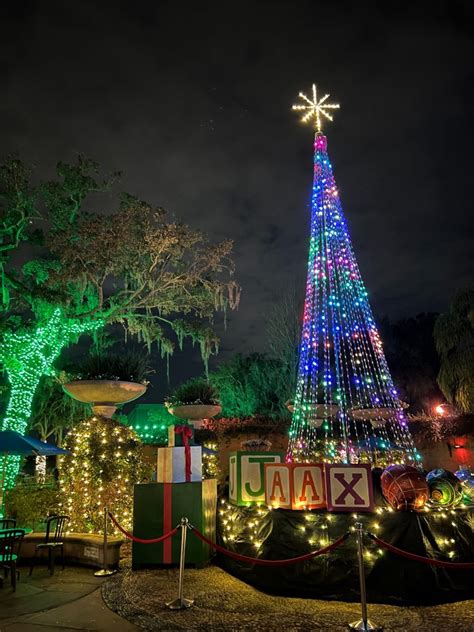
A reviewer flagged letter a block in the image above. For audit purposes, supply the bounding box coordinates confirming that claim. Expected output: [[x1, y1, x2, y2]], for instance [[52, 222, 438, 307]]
[[292, 464, 325, 510], [264, 463, 326, 510], [229, 451, 283, 506], [264, 464, 292, 508], [325, 464, 374, 512]]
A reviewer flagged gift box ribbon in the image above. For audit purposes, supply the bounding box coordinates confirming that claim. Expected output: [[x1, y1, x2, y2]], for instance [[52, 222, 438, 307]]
[[175, 425, 193, 482]]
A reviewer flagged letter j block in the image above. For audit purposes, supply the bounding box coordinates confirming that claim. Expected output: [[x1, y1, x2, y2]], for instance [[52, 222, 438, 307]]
[[229, 451, 283, 506]]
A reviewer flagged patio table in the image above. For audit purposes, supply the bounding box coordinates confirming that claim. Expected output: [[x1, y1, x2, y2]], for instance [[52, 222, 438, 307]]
[[0, 527, 33, 537], [0, 527, 33, 538]]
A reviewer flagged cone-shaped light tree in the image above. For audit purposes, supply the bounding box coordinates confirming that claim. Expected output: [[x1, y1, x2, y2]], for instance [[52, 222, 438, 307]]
[[288, 85, 420, 465]]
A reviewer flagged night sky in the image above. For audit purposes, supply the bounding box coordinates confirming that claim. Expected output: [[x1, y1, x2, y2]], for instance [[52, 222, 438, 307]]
[[1, 1, 473, 393]]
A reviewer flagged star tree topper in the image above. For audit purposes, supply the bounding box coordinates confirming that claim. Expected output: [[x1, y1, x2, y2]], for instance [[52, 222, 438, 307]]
[[292, 84, 340, 133]]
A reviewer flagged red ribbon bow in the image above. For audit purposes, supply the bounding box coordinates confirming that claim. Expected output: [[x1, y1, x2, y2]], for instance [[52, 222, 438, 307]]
[[175, 425, 193, 482]]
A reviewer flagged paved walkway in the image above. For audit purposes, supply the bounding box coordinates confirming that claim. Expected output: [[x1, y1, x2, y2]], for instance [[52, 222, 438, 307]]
[[0, 566, 137, 631], [1, 564, 473, 631]]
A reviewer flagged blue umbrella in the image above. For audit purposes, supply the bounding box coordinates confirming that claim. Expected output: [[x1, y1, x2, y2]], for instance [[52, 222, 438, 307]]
[[0, 430, 71, 456]]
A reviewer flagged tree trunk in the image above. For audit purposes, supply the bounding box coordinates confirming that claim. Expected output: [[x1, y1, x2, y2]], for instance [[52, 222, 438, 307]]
[[35, 454, 47, 484], [0, 309, 102, 506], [1, 371, 43, 492]]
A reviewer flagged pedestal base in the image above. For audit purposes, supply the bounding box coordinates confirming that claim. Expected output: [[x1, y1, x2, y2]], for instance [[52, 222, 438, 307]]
[[94, 568, 117, 577], [348, 619, 383, 631], [166, 597, 194, 610]]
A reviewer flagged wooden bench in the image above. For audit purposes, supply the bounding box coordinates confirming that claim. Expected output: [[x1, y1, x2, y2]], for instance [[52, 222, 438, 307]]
[[20, 532, 123, 569]]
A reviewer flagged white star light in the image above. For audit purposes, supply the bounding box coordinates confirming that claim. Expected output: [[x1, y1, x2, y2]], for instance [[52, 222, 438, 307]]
[[292, 84, 340, 133]]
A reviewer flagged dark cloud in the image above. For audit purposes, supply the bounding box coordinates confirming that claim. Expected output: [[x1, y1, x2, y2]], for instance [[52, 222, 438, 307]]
[[1, 0, 473, 394]]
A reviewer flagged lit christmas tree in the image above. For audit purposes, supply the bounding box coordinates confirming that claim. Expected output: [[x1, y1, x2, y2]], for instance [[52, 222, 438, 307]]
[[288, 85, 420, 465], [58, 415, 148, 534]]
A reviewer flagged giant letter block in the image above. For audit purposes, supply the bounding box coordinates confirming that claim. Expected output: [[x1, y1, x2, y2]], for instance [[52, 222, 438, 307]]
[[265, 463, 326, 510], [325, 464, 374, 512], [292, 464, 325, 510], [264, 463, 292, 508], [229, 451, 283, 506]]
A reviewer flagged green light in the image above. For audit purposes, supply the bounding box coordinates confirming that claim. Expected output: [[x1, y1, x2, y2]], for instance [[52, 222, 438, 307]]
[[0, 308, 103, 495]]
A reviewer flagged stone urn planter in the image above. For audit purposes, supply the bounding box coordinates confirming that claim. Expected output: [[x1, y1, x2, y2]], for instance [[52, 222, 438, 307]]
[[308, 418, 325, 429], [168, 404, 222, 429], [240, 439, 272, 452], [286, 401, 339, 419], [350, 406, 400, 428], [63, 380, 147, 418]]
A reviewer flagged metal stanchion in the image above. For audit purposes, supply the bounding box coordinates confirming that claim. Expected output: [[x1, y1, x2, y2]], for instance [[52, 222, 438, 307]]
[[94, 506, 117, 577], [348, 523, 382, 632], [166, 517, 194, 610]]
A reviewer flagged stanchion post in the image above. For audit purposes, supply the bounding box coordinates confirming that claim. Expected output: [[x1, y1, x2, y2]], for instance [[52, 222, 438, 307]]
[[166, 517, 194, 610], [348, 523, 382, 632], [94, 506, 117, 577]]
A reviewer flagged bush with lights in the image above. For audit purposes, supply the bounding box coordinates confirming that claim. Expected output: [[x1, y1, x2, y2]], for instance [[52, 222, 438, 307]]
[[202, 442, 220, 480], [58, 415, 149, 534]]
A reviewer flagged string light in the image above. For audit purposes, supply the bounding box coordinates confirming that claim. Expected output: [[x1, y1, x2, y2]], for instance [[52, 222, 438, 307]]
[[287, 87, 419, 466], [218, 503, 468, 566], [292, 84, 340, 133], [0, 308, 103, 495], [202, 442, 219, 480], [57, 415, 147, 534]]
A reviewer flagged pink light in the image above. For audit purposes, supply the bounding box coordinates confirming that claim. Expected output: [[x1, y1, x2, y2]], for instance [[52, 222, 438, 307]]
[[315, 135, 327, 151]]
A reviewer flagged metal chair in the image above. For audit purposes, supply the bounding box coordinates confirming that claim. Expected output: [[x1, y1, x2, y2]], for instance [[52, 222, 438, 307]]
[[29, 515, 69, 576], [0, 529, 25, 591], [0, 519, 16, 530]]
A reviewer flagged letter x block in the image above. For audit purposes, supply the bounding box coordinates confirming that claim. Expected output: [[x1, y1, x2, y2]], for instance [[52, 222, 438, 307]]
[[325, 464, 374, 512], [264, 463, 326, 510], [229, 451, 283, 506]]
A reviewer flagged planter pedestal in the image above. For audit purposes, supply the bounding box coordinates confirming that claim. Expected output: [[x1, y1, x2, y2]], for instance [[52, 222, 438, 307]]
[[63, 380, 147, 418]]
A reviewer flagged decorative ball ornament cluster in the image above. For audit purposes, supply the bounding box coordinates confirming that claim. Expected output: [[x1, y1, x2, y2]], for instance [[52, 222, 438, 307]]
[[380, 464, 429, 511], [426, 469, 463, 508], [455, 467, 474, 503], [58, 415, 148, 534]]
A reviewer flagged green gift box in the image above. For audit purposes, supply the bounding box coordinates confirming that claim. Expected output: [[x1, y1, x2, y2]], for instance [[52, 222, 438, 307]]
[[132, 480, 217, 568]]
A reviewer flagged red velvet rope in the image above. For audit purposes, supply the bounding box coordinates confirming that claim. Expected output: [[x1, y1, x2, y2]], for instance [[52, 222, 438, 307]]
[[368, 533, 474, 569], [191, 526, 350, 566], [108, 512, 179, 544]]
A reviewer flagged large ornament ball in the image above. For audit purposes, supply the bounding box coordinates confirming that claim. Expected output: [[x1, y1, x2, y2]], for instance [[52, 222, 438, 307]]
[[371, 467, 386, 507], [381, 464, 429, 511], [455, 468, 474, 504], [426, 468, 463, 507], [427, 478, 462, 508], [426, 468, 456, 483]]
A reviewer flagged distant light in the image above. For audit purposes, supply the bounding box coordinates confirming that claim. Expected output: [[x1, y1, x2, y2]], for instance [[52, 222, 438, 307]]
[[434, 404, 447, 416]]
